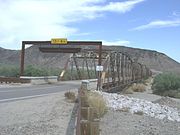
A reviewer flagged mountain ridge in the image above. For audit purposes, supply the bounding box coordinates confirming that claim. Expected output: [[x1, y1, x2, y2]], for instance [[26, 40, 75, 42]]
[[0, 45, 179, 73]]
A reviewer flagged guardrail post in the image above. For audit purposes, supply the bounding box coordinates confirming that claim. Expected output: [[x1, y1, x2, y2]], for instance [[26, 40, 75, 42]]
[[76, 81, 100, 135]]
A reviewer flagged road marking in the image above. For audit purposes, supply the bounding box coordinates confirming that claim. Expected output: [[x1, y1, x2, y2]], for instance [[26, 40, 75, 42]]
[[0, 85, 68, 93], [0, 92, 59, 103]]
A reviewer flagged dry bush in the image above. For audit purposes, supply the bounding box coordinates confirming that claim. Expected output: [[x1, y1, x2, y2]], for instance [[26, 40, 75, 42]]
[[64, 91, 76, 102], [123, 87, 134, 94], [144, 77, 153, 85], [142, 77, 153, 86], [131, 83, 146, 92], [87, 91, 107, 118]]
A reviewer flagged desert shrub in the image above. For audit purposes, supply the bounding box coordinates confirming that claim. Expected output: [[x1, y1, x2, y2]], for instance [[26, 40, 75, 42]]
[[152, 72, 180, 98], [131, 83, 146, 92], [87, 91, 107, 118], [123, 83, 146, 94], [143, 77, 153, 85], [123, 88, 134, 94], [0, 66, 19, 77], [0, 64, 97, 80], [64, 91, 76, 102], [162, 90, 180, 98], [24, 65, 49, 76]]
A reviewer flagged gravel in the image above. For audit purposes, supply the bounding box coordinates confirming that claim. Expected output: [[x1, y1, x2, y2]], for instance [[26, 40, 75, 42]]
[[100, 78, 180, 134], [153, 97, 180, 110], [0, 90, 77, 135], [100, 92, 180, 122], [100, 110, 180, 135], [99, 91, 180, 135]]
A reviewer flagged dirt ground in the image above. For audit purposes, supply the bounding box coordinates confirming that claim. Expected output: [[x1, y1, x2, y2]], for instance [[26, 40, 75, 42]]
[[0, 90, 77, 135], [100, 110, 180, 135], [100, 78, 180, 135]]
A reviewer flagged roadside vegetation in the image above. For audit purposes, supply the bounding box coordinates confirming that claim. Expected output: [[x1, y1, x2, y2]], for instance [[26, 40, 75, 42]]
[[87, 91, 107, 118], [123, 82, 147, 94], [0, 65, 59, 77], [64, 91, 76, 102], [0, 65, 19, 77], [152, 72, 180, 98], [0, 65, 96, 80]]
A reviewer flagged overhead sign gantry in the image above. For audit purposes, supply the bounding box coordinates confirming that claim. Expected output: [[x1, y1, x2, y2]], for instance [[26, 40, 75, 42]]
[[20, 38, 102, 89]]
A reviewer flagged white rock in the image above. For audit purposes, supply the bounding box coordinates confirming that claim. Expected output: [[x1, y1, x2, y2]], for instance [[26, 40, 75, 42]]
[[99, 92, 180, 122]]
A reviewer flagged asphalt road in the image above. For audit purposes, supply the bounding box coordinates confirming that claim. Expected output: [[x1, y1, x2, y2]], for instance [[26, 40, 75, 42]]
[[0, 81, 81, 103]]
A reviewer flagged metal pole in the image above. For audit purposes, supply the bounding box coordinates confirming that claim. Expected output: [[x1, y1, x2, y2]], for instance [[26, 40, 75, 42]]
[[97, 43, 102, 91]]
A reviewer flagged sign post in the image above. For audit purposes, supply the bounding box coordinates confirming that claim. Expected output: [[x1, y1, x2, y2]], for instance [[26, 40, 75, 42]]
[[96, 66, 103, 91]]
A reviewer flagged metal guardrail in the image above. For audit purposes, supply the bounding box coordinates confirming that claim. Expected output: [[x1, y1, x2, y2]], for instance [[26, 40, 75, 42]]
[[76, 81, 100, 135], [0, 77, 30, 84]]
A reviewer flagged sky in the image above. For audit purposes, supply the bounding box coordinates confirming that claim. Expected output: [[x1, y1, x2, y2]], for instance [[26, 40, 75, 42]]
[[0, 0, 180, 62]]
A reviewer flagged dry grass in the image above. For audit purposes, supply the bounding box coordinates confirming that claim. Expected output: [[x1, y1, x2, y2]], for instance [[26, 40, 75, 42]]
[[123, 87, 134, 94], [144, 77, 153, 85], [87, 91, 107, 118], [64, 91, 76, 102], [123, 83, 146, 94], [131, 83, 146, 92]]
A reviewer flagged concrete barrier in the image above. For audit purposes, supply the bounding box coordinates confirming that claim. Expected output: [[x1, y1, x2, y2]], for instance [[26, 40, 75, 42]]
[[81, 79, 98, 91], [20, 76, 58, 85]]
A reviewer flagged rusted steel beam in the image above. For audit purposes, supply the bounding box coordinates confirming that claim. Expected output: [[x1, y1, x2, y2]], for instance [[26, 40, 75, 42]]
[[39, 47, 81, 53], [59, 56, 72, 81], [0, 77, 30, 84], [110, 53, 116, 86], [116, 53, 121, 85], [121, 54, 125, 84], [73, 54, 82, 80], [97, 42, 102, 90], [85, 56, 91, 79], [82, 48, 112, 53], [71, 56, 106, 59], [22, 41, 102, 46], [20, 43, 25, 76], [20, 40, 102, 90]]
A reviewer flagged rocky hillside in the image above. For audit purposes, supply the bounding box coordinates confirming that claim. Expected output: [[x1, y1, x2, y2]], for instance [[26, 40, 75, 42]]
[[105, 46, 180, 73], [0, 45, 180, 73]]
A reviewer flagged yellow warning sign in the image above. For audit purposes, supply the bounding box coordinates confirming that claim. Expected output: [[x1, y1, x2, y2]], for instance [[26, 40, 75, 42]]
[[51, 38, 67, 45]]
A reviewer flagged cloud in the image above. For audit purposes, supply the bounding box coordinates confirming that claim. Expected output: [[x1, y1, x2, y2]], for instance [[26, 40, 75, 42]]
[[172, 11, 180, 17], [0, 0, 145, 49], [102, 39, 130, 46], [131, 19, 180, 31], [79, 0, 145, 14]]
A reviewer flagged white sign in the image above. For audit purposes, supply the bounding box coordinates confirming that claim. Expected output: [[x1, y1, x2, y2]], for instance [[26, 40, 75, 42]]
[[96, 66, 103, 71]]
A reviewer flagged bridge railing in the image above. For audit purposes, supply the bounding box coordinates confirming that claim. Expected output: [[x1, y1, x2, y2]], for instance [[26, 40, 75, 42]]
[[60, 50, 152, 92]]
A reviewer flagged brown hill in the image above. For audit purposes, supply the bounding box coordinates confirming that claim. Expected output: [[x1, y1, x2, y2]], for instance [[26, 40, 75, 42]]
[[105, 46, 180, 73], [0, 45, 180, 73]]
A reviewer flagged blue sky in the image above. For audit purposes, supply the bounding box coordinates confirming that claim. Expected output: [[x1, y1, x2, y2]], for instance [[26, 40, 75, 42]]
[[0, 0, 180, 62]]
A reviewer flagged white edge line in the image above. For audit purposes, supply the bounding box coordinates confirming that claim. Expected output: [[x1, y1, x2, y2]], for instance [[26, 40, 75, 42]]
[[0, 93, 57, 103]]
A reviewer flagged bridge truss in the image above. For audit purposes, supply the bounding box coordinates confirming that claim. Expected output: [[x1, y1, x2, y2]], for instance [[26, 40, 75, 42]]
[[20, 40, 151, 92], [59, 49, 152, 92]]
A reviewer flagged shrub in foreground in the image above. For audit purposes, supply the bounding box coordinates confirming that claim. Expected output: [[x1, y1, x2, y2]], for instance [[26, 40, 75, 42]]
[[87, 91, 107, 118], [64, 91, 76, 102], [152, 72, 180, 98]]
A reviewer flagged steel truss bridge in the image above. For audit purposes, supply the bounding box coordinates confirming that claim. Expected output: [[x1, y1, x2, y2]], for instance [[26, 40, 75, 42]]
[[58, 49, 152, 92], [18, 40, 152, 92]]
